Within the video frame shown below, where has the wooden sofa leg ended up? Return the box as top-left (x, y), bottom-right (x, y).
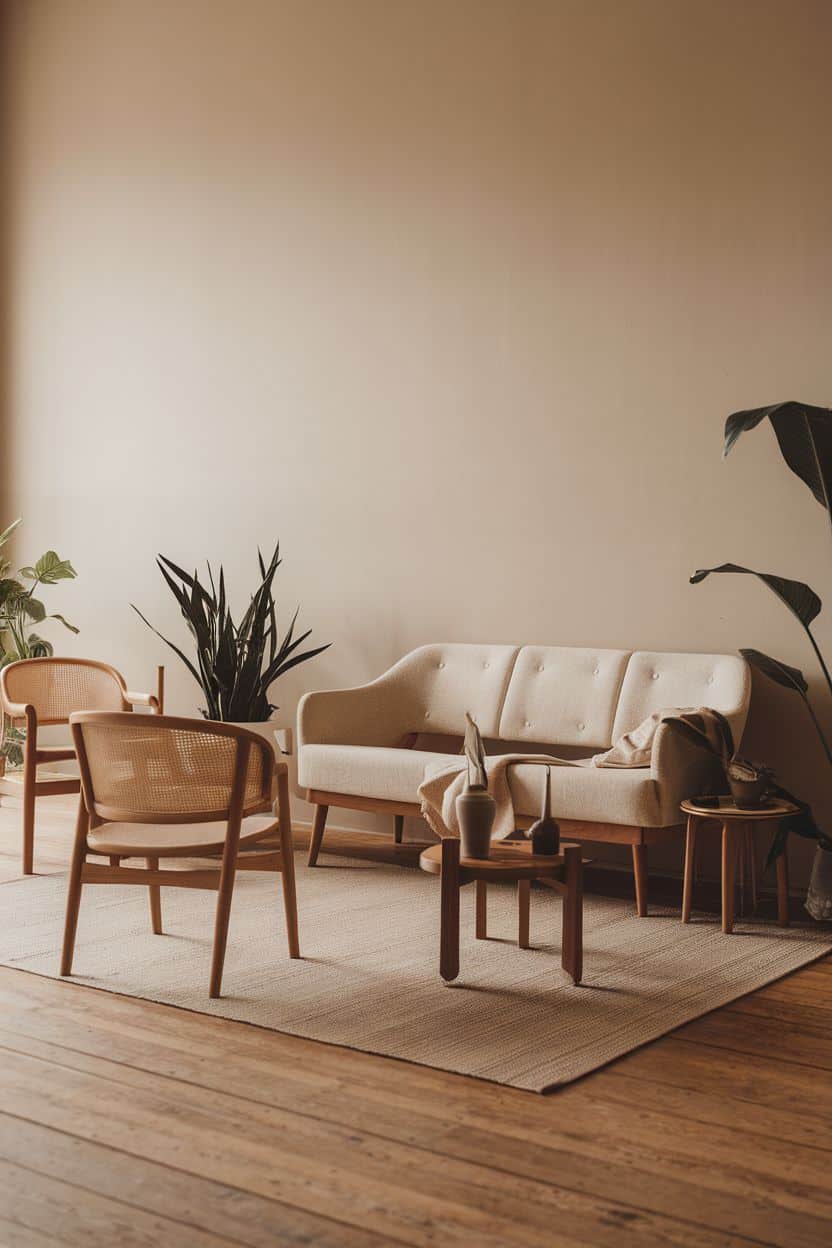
top-left (394, 814), bottom-right (404, 844)
top-left (307, 803), bottom-right (329, 867)
top-left (632, 843), bottom-right (648, 917)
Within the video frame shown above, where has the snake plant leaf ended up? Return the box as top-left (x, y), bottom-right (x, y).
top-left (691, 564), bottom-right (821, 629)
top-left (740, 648), bottom-right (808, 695)
top-left (724, 402), bottom-right (832, 512)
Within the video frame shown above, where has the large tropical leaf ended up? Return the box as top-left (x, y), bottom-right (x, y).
top-left (691, 564), bottom-right (821, 628)
top-left (724, 402), bottom-right (832, 512)
top-left (740, 648), bottom-right (808, 694)
top-left (49, 612), bottom-right (79, 634)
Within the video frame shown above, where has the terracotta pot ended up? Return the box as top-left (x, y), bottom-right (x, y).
top-left (455, 785), bottom-right (496, 859)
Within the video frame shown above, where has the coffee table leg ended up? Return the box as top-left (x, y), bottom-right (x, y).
top-left (776, 827), bottom-right (790, 927)
top-left (682, 815), bottom-right (697, 923)
top-left (721, 823), bottom-right (740, 934)
top-left (562, 845), bottom-right (583, 985)
top-left (518, 880), bottom-right (531, 949)
top-left (475, 880), bottom-right (487, 939)
top-left (439, 838), bottom-right (460, 981)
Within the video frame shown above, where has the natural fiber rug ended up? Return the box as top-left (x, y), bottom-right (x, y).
top-left (1, 855), bottom-right (829, 1092)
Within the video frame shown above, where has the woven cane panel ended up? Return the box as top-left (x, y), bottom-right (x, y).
top-left (4, 661), bottom-right (125, 722)
top-left (79, 722), bottom-right (266, 816)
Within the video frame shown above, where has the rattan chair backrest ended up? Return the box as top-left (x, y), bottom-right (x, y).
top-left (0, 657), bottom-right (129, 725)
top-left (70, 712), bottom-right (273, 823)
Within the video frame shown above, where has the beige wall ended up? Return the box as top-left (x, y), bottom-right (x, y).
top-left (3, 0), bottom-right (831, 884)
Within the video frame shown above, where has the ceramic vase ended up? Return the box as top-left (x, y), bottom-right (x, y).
top-left (455, 784), bottom-right (496, 859)
top-left (526, 766), bottom-right (560, 855)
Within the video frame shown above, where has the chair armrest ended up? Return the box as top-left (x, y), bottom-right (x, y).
top-left (298, 674), bottom-right (416, 749)
top-left (126, 690), bottom-right (160, 713)
top-left (651, 721), bottom-right (724, 818)
top-left (1, 697), bottom-right (32, 720)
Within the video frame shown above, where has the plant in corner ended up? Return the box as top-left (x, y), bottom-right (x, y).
top-left (132, 544), bottom-right (330, 732)
top-left (0, 518), bottom-right (79, 766)
top-left (690, 402), bottom-right (832, 919)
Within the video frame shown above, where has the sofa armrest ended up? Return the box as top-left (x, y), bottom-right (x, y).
top-left (651, 721), bottom-right (724, 821)
top-left (297, 674), bottom-right (417, 750)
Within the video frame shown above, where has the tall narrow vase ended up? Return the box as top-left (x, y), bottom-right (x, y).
top-left (455, 784), bottom-right (496, 860)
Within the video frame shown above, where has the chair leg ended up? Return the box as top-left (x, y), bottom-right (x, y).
top-left (60, 804), bottom-right (88, 977)
top-left (776, 832), bottom-right (790, 927)
top-left (518, 880), bottom-right (531, 949)
top-left (277, 769), bottom-right (300, 958)
top-left (632, 843), bottom-right (648, 917)
top-left (307, 803), bottom-right (329, 867)
top-left (209, 842), bottom-right (242, 999)
top-left (562, 844), bottom-right (583, 984)
top-left (22, 745), bottom-right (36, 876)
top-left (439, 838), bottom-right (460, 982)
top-left (475, 880), bottom-right (487, 939)
top-left (147, 856), bottom-right (162, 934)
top-left (394, 814), bottom-right (404, 844)
top-left (682, 816), bottom-right (697, 923)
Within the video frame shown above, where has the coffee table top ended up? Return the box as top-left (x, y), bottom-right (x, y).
top-left (419, 839), bottom-right (575, 882)
top-left (681, 795), bottom-right (799, 821)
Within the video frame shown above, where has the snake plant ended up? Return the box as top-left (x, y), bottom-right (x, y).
top-left (133, 543), bottom-right (329, 722)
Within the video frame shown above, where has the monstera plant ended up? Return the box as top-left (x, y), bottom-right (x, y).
top-left (0, 518), bottom-right (79, 765)
top-left (691, 402), bottom-right (832, 918)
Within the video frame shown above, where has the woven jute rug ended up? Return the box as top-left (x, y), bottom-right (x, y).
top-left (1, 854), bottom-right (828, 1092)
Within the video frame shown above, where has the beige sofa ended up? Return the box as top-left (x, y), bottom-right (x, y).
top-left (298, 643), bottom-right (751, 913)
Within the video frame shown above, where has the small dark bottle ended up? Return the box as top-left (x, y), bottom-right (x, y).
top-left (528, 767), bottom-right (560, 855)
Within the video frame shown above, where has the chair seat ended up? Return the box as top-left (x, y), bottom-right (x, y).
top-left (299, 744), bottom-right (462, 803)
top-left (86, 813), bottom-right (280, 857)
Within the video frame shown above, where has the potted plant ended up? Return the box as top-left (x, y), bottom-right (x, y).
top-left (133, 543), bottom-right (329, 751)
top-left (0, 518), bottom-right (79, 768)
top-left (690, 402), bottom-right (832, 918)
top-left (662, 710), bottom-right (774, 808)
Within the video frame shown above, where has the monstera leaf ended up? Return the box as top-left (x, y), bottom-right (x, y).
top-left (741, 649), bottom-right (832, 765)
top-left (724, 402), bottom-right (832, 515)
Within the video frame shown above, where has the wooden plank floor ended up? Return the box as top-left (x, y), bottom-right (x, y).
top-left (0, 795), bottom-right (830, 1247)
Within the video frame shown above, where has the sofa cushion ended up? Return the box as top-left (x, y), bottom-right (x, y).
top-left (506, 761), bottom-right (663, 827)
top-left (498, 646), bottom-right (631, 748)
top-left (395, 643), bottom-right (520, 737)
top-left (299, 744), bottom-right (461, 804)
top-left (612, 651), bottom-right (751, 745)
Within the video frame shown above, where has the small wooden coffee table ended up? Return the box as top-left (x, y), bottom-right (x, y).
top-left (419, 839), bottom-right (583, 984)
top-left (680, 796), bottom-right (799, 934)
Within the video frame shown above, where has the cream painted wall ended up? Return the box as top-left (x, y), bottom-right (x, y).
top-left (2, 0), bottom-right (831, 882)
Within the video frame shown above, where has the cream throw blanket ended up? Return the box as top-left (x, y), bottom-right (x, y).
top-left (418, 707), bottom-right (723, 840)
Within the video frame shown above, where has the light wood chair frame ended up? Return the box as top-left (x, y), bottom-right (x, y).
top-left (0, 657), bottom-right (164, 874)
top-left (61, 712), bottom-right (299, 998)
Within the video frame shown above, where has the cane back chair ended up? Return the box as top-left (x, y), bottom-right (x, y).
top-left (62, 712), bottom-right (299, 998)
top-left (0, 657), bottom-right (163, 874)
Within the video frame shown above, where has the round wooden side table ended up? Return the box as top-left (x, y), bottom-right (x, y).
top-left (680, 796), bottom-right (799, 934)
top-left (419, 839), bottom-right (583, 984)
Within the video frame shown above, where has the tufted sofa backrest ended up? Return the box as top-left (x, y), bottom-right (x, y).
top-left (498, 646), bottom-right (630, 748)
top-left (611, 650), bottom-right (751, 745)
top-left (395, 644), bottom-right (751, 749)
top-left (396, 643), bottom-right (520, 737)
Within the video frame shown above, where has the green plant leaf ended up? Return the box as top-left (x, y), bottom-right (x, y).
top-left (23, 597), bottom-right (46, 623)
top-left (724, 402), bottom-right (832, 513)
top-left (0, 578), bottom-right (26, 606)
top-left (49, 612), bottom-right (79, 634)
top-left (740, 648), bottom-right (808, 694)
top-left (691, 564), bottom-right (821, 629)
top-left (0, 519), bottom-right (22, 550)
top-left (33, 551), bottom-right (77, 584)
top-left (25, 633), bottom-right (53, 658)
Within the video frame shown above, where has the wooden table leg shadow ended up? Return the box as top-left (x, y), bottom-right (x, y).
top-left (421, 840), bottom-right (583, 986)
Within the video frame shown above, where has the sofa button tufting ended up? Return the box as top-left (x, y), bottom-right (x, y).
top-left (483, 660), bottom-right (490, 669)
top-left (651, 672), bottom-right (659, 680)
top-left (578, 722), bottom-right (586, 731)
top-left (524, 721), bottom-right (532, 729)
top-left (424, 711), bottom-right (431, 719)
top-left (593, 668), bottom-right (600, 676)
top-left (438, 662), bottom-right (445, 669)
top-left (536, 664), bottom-right (544, 673)
top-left (707, 675), bottom-right (714, 685)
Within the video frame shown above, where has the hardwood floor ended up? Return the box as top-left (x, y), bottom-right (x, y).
top-left (0, 795), bottom-right (830, 1247)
